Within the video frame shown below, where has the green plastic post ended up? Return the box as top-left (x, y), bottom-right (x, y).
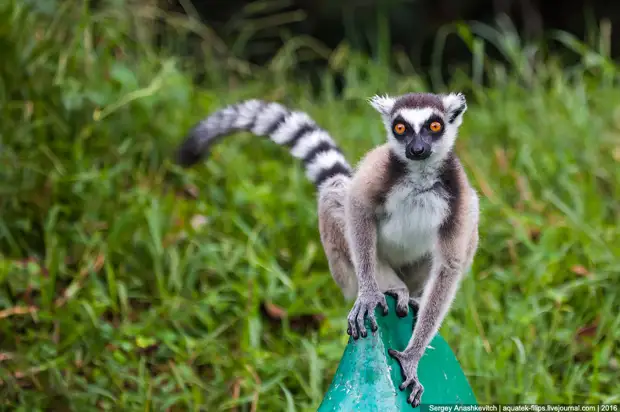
top-left (318, 294), bottom-right (476, 411)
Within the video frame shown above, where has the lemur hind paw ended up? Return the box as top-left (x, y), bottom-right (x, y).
top-left (408, 296), bottom-right (421, 312)
top-left (384, 288), bottom-right (411, 317)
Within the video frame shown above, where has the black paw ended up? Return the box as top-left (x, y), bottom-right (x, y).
top-left (385, 289), bottom-right (410, 318)
top-left (408, 297), bottom-right (420, 312)
top-left (388, 349), bottom-right (424, 407)
top-left (346, 289), bottom-right (388, 339)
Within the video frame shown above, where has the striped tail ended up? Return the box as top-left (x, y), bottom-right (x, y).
top-left (175, 99), bottom-right (353, 189)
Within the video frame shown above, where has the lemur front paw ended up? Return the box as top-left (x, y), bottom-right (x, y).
top-left (346, 289), bottom-right (388, 339)
top-left (384, 288), bottom-right (411, 317)
top-left (387, 349), bottom-right (424, 407)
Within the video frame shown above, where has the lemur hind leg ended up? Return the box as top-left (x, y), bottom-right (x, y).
top-left (377, 260), bottom-right (412, 317)
top-left (318, 177), bottom-right (410, 316)
top-left (397, 256), bottom-right (433, 312)
top-left (318, 177), bottom-right (358, 299)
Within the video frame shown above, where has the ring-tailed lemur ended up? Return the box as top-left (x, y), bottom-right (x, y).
top-left (175, 93), bottom-right (480, 408)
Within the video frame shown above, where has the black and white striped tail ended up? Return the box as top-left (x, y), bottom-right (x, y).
top-left (176, 99), bottom-right (353, 189)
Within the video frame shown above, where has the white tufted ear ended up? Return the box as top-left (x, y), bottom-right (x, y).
top-left (442, 92), bottom-right (467, 125)
top-left (368, 94), bottom-right (396, 117)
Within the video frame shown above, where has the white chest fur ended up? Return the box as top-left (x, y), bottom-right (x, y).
top-left (376, 175), bottom-right (449, 267)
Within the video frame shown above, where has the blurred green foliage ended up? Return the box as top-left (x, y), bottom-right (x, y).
top-left (0, 0), bottom-right (619, 411)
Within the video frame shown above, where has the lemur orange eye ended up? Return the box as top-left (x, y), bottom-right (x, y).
top-left (393, 123), bottom-right (406, 135)
top-left (430, 121), bottom-right (442, 132)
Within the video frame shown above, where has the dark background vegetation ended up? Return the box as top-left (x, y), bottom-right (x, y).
top-left (1, 0), bottom-right (619, 410)
top-left (160, 0), bottom-right (620, 85)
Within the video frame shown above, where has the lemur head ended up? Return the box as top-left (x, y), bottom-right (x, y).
top-left (368, 92), bottom-right (467, 163)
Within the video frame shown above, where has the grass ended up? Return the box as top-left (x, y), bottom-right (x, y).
top-left (1, 0), bottom-right (619, 410)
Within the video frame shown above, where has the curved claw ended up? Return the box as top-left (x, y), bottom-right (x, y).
top-left (367, 309), bottom-right (378, 333)
top-left (379, 299), bottom-right (389, 316)
top-left (387, 348), bottom-right (402, 361)
top-left (346, 304), bottom-right (360, 339)
top-left (408, 297), bottom-right (421, 311)
top-left (399, 376), bottom-right (414, 391)
top-left (355, 306), bottom-right (368, 338)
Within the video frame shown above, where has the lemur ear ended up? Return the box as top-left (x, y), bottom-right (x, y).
top-left (442, 92), bottom-right (467, 125)
top-left (368, 94), bottom-right (395, 117)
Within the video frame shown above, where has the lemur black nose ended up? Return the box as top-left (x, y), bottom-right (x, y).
top-left (406, 142), bottom-right (430, 160)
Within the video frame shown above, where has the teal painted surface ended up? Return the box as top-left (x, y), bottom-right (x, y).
top-left (318, 295), bottom-right (477, 411)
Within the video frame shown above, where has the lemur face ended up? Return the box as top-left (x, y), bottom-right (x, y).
top-left (368, 92), bottom-right (467, 163)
